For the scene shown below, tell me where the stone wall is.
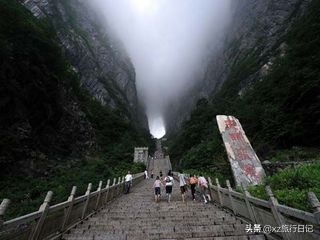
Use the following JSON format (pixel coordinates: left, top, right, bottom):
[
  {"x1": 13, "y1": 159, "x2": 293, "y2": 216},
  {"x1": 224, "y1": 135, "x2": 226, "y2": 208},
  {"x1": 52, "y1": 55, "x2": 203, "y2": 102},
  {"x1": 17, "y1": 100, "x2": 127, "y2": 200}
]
[{"x1": 134, "y1": 147, "x2": 148, "y2": 165}]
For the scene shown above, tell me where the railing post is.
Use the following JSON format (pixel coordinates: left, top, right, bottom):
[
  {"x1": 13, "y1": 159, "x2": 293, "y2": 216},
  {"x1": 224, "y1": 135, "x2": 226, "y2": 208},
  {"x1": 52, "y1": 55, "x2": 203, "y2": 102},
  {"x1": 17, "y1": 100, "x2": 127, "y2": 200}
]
[
  {"x1": 121, "y1": 177, "x2": 124, "y2": 193},
  {"x1": 241, "y1": 183, "x2": 256, "y2": 223},
  {"x1": 61, "y1": 186, "x2": 77, "y2": 233},
  {"x1": 104, "y1": 179, "x2": 111, "y2": 204},
  {"x1": 226, "y1": 180, "x2": 237, "y2": 215},
  {"x1": 307, "y1": 192, "x2": 320, "y2": 224},
  {"x1": 0, "y1": 199, "x2": 10, "y2": 226},
  {"x1": 95, "y1": 181, "x2": 103, "y2": 211},
  {"x1": 113, "y1": 178, "x2": 116, "y2": 186},
  {"x1": 117, "y1": 177, "x2": 121, "y2": 196},
  {"x1": 265, "y1": 186, "x2": 289, "y2": 240},
  {"x1": 208, "y1": 177, "x2": 213, "y2": 191},
  {"x1": 29, "y1": 191, "x2": 53, "y2": 240},
  {"x1": 215, "y1": 178, "x2": 223, "y2": 206},
  {"x1": 110, "y1": 178, "x2": 116, "y2": 200},
  {"x1": 207, "y1": 177, "x2": 213, "y2": 202},
  {"x1": 81, "y1": 183, "x2": 92, "y2": 220}
]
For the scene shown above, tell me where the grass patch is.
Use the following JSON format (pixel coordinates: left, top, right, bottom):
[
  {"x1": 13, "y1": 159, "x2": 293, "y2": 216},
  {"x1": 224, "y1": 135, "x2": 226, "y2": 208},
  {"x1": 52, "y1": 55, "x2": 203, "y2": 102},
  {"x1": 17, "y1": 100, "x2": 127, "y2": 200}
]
[
  {"x1": 247, "y1": 162, "x2": 320, "y2": 211},
  {"x1": 0, "y1": 159, "x2": 145, "y2": 220}
]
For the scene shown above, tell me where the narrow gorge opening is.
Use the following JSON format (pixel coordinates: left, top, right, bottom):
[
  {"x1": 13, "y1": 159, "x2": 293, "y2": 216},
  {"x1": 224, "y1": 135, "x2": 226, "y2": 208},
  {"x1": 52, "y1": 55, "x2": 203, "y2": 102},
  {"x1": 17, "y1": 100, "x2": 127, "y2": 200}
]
[{"x1": 88, "y1": 0, "x2": 232, "y2": 138}]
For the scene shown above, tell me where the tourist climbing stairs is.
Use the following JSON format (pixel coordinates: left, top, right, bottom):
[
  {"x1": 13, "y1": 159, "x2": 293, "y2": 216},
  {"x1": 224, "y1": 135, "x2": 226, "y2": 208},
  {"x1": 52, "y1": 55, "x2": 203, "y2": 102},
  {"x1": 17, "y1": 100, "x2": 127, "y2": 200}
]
[
  {"x1": 62, "y1": 158, "x2": 265, "y2": 240},
  {"x1": 2, "y1": 155, "x2": 319, "y2": 239}
]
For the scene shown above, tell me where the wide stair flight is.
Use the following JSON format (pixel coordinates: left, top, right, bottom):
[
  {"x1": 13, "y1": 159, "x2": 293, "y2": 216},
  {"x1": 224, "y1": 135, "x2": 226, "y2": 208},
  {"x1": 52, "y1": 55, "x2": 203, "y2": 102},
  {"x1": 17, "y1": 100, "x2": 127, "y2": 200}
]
[{"x1": 63, "y1": 157, "x2": 264, "y2": 240}]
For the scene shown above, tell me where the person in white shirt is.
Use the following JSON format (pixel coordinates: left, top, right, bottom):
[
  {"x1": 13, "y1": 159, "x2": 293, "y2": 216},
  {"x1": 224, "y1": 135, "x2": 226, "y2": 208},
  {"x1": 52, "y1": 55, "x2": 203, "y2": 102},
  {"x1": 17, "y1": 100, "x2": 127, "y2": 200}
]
[
  {"x1": 144, "y1": 169, "x2": 149, "y2": 179},
  {"x1": 198, "y1": 176, "x2": 210, "y2": 203},
  {"x1": 178, "y1": 173, "x2": 187, "y2": 202},
  {"x1": 153, "y1": 176, "x2": 163, "y2": 202},
  {"x1": 164, "y1": 173, "x2": 174, "y2": 203},
  {"x1": 124, "y1": 171, "x2": 133, "y2": 194}
]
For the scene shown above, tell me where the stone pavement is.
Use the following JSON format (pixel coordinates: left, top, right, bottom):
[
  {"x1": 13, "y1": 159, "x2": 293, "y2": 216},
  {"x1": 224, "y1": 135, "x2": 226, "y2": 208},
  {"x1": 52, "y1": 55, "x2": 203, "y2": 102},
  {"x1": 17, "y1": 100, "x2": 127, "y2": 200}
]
[{"x1": 63, "y1": 158, "x2": 265, "y2": 240}]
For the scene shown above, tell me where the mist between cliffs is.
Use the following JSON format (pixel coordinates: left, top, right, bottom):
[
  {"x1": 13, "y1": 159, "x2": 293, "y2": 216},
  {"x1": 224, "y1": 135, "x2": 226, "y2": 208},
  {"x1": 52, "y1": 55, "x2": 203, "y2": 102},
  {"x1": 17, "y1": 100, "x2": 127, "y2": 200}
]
[{"x1": 88, "y1": 0, "x2": 232, "y2": 138}]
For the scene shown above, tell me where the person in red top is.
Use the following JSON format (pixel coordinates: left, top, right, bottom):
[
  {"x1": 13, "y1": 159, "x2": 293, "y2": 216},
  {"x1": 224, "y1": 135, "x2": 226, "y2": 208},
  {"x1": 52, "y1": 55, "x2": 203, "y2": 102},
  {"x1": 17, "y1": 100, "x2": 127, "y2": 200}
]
[{"x1": 188, "y1": 174, "x2": 198, "y2": 201}]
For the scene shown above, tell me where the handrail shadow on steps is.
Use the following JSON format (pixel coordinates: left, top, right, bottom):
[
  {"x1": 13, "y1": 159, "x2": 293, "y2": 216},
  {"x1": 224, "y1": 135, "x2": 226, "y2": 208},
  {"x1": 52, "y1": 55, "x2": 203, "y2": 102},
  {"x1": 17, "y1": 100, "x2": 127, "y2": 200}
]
[{"x1": 0, "y1": 172, "x2": 145, "y2": 240}]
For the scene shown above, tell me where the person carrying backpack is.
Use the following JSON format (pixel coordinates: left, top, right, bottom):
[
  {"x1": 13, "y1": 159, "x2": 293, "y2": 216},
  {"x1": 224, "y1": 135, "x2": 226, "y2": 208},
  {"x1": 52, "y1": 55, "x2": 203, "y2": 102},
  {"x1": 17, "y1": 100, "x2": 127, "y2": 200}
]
[
  {"x1": 188, "y1": 174, "x2": 198, "y2": 201},
  {"x1": 164, "y1": 173, "x2": 174, "y2": 203}
]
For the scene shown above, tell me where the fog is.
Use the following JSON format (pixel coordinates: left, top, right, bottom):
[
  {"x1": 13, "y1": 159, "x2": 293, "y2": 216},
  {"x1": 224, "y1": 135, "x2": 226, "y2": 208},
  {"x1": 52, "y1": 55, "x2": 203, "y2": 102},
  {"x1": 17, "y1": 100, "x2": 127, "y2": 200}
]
[{"x1": 89, "y1": 0, "x2": 231, "y2": 138}]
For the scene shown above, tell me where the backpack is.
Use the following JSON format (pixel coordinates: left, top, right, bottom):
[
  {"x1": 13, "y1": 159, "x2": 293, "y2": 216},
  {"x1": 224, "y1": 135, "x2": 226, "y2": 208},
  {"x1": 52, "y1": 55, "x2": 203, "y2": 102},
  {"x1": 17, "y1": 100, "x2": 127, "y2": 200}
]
[{"x1": 165, "y1": 176, "x2": 171, "y2": 183}]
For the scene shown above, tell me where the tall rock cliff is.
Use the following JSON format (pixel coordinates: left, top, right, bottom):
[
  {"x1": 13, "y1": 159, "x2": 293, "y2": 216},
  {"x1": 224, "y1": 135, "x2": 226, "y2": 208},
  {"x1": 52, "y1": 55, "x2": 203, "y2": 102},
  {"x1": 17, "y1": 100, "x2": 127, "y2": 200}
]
[
  {"x1": 203, "y1": 0, "x2": 310, "y2": 95},
  {"x1": 168, "y1": 0, "x2": 319, "y2": 173},
  {"x1": 23, "y1": 0, "x2": 145, "y2": 123},
  {"x1": 165, "y1": 0, "x2": 311, "y2": 133},
  {"x1": 0, "y1": 0, "x2": 148, "y2": 178}
]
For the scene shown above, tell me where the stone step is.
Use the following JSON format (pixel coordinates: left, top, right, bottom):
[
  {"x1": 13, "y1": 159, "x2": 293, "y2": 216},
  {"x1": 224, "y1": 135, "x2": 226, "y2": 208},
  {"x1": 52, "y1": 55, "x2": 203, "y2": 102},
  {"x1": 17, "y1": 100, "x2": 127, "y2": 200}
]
[
  {"x1": 98, "y1": 207, "x2": 233, "y2": 215},
  {"x1": 64, "y1": 232, "x2": 265, "y2": 240},
  {"x1": 84, "y1": 218, "x2": 240, "y2": 225},
  {"x1": 102, "y1": 204, "x2": 225, "y2": 211},
  {"x1": 69, "y1": 223, "x2": 251, "y2": 236},
  {"x1": 79, "y1": 217, "x2": 241, "y2": 229},
  {"x1": 84, "y1": 214, "x2": 239, "y2": 222},
  {"x1": 64, "y1": 235, "x2": 265, "y2": 240},
  {"x1": 89, "y1": 218, "x2": 237, "y2": 224},
  {"x1": 99, "y1": 209, "x2": 224, "y2": 214},
  {"x1": 89, "y1": 212, "x2": 236, "y2": 220},
  {"x1": 184, "y1": 236, "x2": 265, "y2": 240},
  {"x1": 75, "y1": 220, "x2": 243, "y2": 233}
]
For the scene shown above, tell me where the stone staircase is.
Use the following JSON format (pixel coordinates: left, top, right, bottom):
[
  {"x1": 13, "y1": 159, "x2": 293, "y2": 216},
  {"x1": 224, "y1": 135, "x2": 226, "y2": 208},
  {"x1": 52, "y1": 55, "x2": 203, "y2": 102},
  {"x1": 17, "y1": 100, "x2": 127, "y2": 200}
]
[{"x1": 62, "y1": 159, "x2": 266, "y2": 240}]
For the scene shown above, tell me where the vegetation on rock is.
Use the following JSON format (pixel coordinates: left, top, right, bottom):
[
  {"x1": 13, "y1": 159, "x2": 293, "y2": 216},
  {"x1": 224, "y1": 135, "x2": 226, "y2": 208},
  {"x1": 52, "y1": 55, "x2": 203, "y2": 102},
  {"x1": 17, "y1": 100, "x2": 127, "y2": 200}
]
[
  {"x1": 247, "y1": 163, "x2": 320, "y2": 211},
  {"x1": 0, "y1": 0, "x2": 153, "y2": 219},
  {"x1": 168, "y1": 0, "x2": 320, "y2": 209}
]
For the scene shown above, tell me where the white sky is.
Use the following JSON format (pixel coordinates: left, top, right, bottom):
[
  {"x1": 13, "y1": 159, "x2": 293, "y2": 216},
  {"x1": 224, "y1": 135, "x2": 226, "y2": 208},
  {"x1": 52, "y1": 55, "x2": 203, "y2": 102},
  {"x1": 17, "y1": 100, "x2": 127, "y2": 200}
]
[{"x1": 88, "y1": 0, "x2": 231, "y2": 138}]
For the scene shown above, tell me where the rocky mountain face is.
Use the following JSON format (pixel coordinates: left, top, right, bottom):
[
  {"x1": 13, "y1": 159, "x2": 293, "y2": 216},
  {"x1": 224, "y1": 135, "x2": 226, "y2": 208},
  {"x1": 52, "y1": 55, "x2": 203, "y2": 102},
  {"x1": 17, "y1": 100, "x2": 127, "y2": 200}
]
[
  {"x1": 165, "y1": 0, "x2": 311, "y2": 133},
  {"x1": 168, "y1": 0, "x2": 319, "y2": 175},
  {"x1": 0, "y1": 0, "x2": 148, "y2": 178},
  {"x1": 23, "y1": 0, "x2": 144, "y2": 123}
]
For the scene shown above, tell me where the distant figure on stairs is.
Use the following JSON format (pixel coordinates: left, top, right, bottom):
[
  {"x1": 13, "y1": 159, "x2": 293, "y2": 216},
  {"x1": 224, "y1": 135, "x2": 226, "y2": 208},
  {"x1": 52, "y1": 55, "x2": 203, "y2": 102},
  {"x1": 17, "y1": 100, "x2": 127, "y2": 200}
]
[
  {"x1": 159, "y1": 170, "x2": 163, "y2": 180},
  {"x1": 144, "y1": 169, "x2": 149, "y2": 179},
  {"x1": 153, "y1": 176, "x2": 163, "y2": 202},
  {"x1": 151, "y1": 170, "x2": 154, "y2": 178},
  {"x1": 124, "y1": 171, "x2": 133, "y2": 194}
]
